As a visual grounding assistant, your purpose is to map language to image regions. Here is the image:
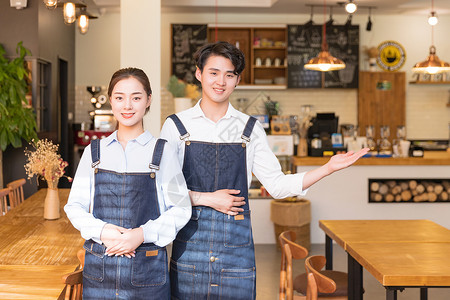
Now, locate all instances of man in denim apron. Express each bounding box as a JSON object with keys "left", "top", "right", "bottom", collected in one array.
[{"left": 161, "top": 42, "right": 368, "bottom": 299}]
